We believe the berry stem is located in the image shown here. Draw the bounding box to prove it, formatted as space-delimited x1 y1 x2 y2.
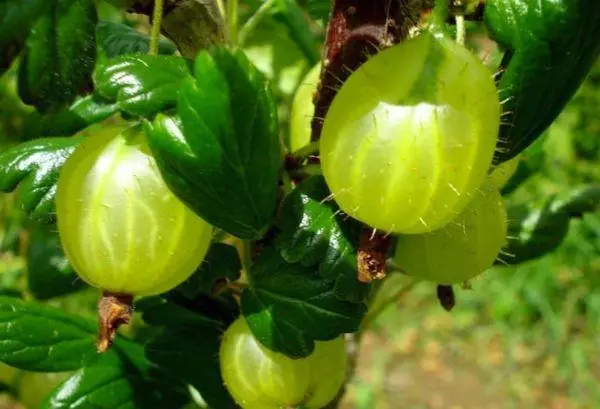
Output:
149 0 165 55
97 292 134 353
357 229 390 283
437 285 455 311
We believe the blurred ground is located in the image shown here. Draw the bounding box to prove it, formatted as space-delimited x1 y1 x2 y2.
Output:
340 216 600 409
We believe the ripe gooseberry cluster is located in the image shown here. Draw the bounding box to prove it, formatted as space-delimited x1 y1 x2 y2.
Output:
54 27 509 409
293 33 508 285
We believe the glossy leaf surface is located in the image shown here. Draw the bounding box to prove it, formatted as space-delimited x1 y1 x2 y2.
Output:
0 137 81 223
241 248 366 358
277 176 369 302
94 54 192 118
18 0 97 112
485 0 600 162
147 47 280 239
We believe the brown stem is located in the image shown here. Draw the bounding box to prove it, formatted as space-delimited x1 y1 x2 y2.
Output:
97 292 134 353
357 229 390 283
436 284 455 311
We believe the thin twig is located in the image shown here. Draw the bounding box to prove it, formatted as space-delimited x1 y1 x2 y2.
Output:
226 0 239 44
149 0 165 55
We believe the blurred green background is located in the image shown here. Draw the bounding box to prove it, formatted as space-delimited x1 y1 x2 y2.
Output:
0 4 599 408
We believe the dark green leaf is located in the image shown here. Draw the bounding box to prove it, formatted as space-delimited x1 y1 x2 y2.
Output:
0 137 81 223
18 0 97 112
241 248 366 358
27 225 86 300
0 0 47 75
0 296 97 372
136 295 228 330
177 243 242 298
277 176 369 303
96 20 177 58
146 327 238 409
500 185 600 265
147 47 280 239
94 54 191 118
24 94 118 138
485 0 600 162
43 348 188 409
273 0 319 64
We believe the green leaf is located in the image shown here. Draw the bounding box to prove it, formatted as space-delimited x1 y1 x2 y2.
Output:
23 94 118 138
305 0 331 22
0 296 97 372
273 0 319 65
500 185 600 265
242 15 309 102
241 248 366 358
0 0 47 75
0 137 81 223
18 0 98 112
42 347 188 409
484 0 600 162
277 176 369 303
27 225 86 300
177 243 242 298
94 54 192 118
96 20 177 58
147 47 280 239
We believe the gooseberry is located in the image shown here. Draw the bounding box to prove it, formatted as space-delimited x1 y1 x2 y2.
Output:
290 63 321 152
320 33 500 234
392 180 507 284
56 124 213 296
220 316 347 409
